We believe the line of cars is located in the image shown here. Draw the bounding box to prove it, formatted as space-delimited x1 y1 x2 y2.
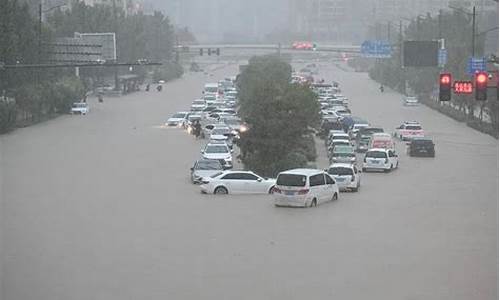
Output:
164 77 276 195
313 80 436 196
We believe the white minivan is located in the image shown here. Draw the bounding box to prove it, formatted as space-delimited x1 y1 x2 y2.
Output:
273 169 339 207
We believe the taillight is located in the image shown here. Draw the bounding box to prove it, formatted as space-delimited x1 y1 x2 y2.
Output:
298 189 309 195
273 187 282 194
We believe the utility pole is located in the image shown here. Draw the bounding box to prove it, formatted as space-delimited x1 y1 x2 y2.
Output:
112 0 119 91
387 21 391 41
38 2 42 64
472 6 476 57
438 9 442 39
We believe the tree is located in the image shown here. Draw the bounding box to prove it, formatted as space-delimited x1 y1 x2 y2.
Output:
237 55 320 177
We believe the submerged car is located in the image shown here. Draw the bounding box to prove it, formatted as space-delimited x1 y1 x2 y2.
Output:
362 148 399 172
71 102 89 115
190 159 224 184
166 112 189 127
200 171 276 195
407 137 435 157
327 163 361 192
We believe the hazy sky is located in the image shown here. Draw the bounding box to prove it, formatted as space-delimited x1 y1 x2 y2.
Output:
145 0 289 42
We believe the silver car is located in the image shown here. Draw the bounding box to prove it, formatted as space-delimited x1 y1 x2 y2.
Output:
190 159 224 184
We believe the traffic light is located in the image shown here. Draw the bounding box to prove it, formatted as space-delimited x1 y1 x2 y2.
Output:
439 73 452 101
208 48 212 56
199 48 203 56
475 71 488 101
216 48 220 56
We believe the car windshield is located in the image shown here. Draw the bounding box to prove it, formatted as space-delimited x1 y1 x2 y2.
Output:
196 160 222 170
333 136 349 140
413 139 433 145
364 128 384 134
73 103 86 108
212 129 230 135
366 151 387 158
276 174 307 187
406 125 422 130
334 152 355 157
193 100 205 105
328 167 354 176
172 113 186 118
205 145 229 153
224 119 240 125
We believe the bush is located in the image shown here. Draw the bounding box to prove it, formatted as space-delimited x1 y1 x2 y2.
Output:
152 61 184 83
0 99 17 133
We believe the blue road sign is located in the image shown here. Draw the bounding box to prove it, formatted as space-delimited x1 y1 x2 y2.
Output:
438 49 447 67
467 57 486 75
361 40 392 58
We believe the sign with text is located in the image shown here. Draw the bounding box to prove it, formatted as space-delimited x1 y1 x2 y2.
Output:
453 81 473 94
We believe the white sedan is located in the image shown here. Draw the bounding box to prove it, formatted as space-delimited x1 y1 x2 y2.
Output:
200 171 276 195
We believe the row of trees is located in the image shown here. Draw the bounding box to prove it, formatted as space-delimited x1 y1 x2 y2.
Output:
0 0 184 133
368 10 497 135
236 55 321 177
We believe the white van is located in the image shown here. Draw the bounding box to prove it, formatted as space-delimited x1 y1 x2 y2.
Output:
273 169 339 207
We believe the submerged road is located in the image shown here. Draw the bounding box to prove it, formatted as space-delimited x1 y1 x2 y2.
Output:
1 61 498 300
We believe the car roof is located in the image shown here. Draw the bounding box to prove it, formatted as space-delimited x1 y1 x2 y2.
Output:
367 148 389 152
206 143 229 147
328 163 354 169
278 168 325 176
333 145 354 152
372 133 392 138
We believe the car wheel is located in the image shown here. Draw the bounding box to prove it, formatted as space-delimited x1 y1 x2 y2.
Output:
214 186 228 195
332 192 338 201
268 186 275 194
310 198 317 207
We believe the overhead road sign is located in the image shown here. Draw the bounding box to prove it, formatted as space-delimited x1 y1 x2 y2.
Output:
467 57 487 75
361 40 392 58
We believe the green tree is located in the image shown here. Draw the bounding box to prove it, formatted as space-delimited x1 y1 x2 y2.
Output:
237 55 320 177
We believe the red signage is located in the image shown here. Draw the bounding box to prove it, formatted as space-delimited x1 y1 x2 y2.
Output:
453 81 473 94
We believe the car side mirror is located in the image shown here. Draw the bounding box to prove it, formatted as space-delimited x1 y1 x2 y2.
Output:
190 167 194 171
231 149 234 153
358 170 362 173
201 150 204 154
257 178 262 182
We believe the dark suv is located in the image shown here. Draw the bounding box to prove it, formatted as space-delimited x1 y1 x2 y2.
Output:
407 138 435 157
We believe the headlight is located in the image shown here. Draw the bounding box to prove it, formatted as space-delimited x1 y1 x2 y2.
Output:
239 125 248 133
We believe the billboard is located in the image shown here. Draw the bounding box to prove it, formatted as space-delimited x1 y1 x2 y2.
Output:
49 32 116 63
403 41 439 67
74 32 116 61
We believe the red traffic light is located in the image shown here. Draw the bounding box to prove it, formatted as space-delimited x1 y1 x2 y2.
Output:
439 73 452 101
476 72 488 84
440 73 451 85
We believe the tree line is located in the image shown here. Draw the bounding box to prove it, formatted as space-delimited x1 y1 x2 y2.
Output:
236 55 320 177
367 10 498 137
0 0 183 133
